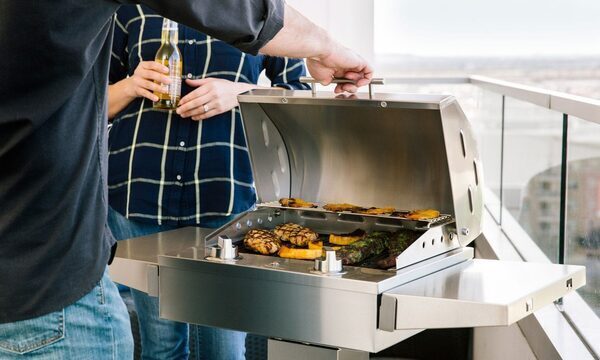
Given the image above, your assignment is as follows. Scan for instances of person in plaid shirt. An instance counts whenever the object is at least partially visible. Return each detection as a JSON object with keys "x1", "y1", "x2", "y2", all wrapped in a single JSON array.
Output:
[{"x1": 107, "y1": 5, "x2": 309, "y2": 359}]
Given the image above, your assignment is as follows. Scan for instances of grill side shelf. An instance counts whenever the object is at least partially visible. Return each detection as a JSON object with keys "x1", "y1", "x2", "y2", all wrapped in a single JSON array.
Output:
[{"x1": 378, "y1": 259, "x2": 586, "y2": 331}]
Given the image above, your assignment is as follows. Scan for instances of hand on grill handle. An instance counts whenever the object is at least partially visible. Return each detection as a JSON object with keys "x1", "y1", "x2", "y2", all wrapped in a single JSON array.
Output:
[{"x1": 299, "y1": 77, "x2": 385, "y2": 98}]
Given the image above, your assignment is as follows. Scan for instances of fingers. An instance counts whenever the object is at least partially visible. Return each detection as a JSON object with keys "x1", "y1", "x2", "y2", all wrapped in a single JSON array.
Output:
[
  {"x1": 179, "y1": 84, "x2": 211, "y2": 105},
  {"x1": 138, "y1": 68, "x2": 171, "y2": 84},
  {"x1": 141, "y1": 61, "x2": 169, "y2": 74},
  {"x1": 184, "y1": 78, "x2": 213, "y2": 87},
  {"x1": 135, "y1": 61, "x2": 170, "y2": 85},
  {"x1": 176, "y1": 93, "x2": 214, "y2": 117},
  {"x1": 138, "y1": 88, "x2": 159, "y2": 102},
  {"x1": 191, "y1": 108, "x2": 219, "y2": 121},
  {"x1": 137, "y1": 78, "x2": 164, "y2": 94}
]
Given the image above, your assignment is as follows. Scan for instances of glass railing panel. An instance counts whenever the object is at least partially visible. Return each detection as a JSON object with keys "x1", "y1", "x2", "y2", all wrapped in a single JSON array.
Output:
[
  {"x1": 502, "y1": 97, "x2": 564, "y2": 262},
  {"x1": 471, "y1": 90, "x2": 503, "y2": 222},
  {"x1": 566, "y1": 115, "x2": 600, "y2": 317}
]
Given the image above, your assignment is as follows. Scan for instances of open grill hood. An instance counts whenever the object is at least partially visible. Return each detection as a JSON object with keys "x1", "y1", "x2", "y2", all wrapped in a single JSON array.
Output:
[{"x1": 238, "y1": 89, "x2": 483, "y2": 247}]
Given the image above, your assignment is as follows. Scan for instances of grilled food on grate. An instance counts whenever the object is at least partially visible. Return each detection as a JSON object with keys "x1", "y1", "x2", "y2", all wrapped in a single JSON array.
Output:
[
  {"x1": 279, "y1": 198, "x2": 318, "y2": 208},
  {"x1": 323, "y1": 203, "x2": 365, "y2": 212},
  {"x1": 308, "y1": 240, "x2": 341, "y2": 251},
  {"x1": 338, "y1": 231, "x2": 390, "y2": 265},
  {"x1": 406, "y1": 209, "x2": 441, "y2": 220},
  {"x1": 354, "y1": 207, "x2": 395, "y2": 215},
  {"x1": 376, "y1": 229, "x2": 421, "y2": 269},
  {"x1": 244, "y1": 229, "x2": 281, "y2": 255},
  {"x1": 274, "y1": 223, "x2": 318, "y2": 247},
  {"x1": 278, "y1": 245, "x2": 323, "y2": 260},
  {"x1": 329, "y1": 229, "x2": 366, "y2": 246}
]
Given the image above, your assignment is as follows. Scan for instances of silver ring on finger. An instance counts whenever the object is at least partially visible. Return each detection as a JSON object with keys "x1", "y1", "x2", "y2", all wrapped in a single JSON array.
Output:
[{"x1": 203, "y1": 104, "x2": 210, "y2": 113}]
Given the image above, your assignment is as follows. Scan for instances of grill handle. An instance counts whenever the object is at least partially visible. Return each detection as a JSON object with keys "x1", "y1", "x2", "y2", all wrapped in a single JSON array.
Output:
[{"x1": 299, "y1": 76, "x2": 385, "y2": 98}]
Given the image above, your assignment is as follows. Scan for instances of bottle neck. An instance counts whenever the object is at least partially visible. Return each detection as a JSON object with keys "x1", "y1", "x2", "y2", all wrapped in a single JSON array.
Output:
[
  {"x1": 161, "y1": 29, "x2": 178, "y2": 45},
  {"x1": 161, "y1": 19, "x2": 178, "y2": 45}
]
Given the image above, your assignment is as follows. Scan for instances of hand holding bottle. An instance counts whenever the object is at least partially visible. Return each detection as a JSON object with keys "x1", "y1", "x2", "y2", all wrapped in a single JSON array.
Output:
[{"x1": 123, "y1": 61, "x2": 171, "y2": 102}]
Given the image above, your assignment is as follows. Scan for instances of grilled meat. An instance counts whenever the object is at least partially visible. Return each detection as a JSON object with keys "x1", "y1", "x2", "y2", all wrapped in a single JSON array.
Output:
[
  {"x1": 279, "y1": 198, "x2": 318, "y2": 208},
  {"x1": 278, "y1": 246, "x2": 323, "y2": 260},
  {"x1": 323, "y1": 203, "x2": 365, "y2": 212},
  {"x1": 274, "y1": 223, "x2": 318, "y2": 247},
  {"x1": 406, "y1": 209, "x2": 440, "y2": 220},
  {"x1": 376, "y1": 229, "x2": 421, "y2": 269},
  {"x1": 329, "y1": 229, "x2": 365, "y2": 245},
  {"x1": 355, "y1": 207, "x2": 395, "y2": 215},
  {"x1": 244, "y1": 229, "x2": 281, "y2": 255},
  {"x1": 337, "y1": 231, "x2": 390, "y2": 265}
]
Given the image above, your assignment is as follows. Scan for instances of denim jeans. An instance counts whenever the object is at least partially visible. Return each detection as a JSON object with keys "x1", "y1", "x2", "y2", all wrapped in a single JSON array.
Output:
[
  {"x1": 107, "y1": 207, "x2": 246, "y2": 360},
  {"x1": 0, "y1": 267, "x2": 133, "y2": 359}
]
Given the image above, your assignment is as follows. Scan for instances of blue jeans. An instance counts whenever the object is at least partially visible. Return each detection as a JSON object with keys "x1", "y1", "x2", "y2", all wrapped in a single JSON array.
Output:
[
  {"x1": 0, "y1": 267, "x2": 133, "y2": 359},
  {"x1": 107, "y1": 207, "x2": 246, "y2": 360}
]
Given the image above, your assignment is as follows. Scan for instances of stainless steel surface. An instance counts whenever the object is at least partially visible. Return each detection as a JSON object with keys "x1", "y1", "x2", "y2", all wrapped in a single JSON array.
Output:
[
  {"x1": 299, "y1": 77, "x2": 386, "y2": 86},
  {"x1": 108, "y1": 227, "x2": 209, "y2": 292},
  {"x1": 314, "y1": 249, "x2": 343, "y2": 274},
  {"x1": 268, "y1": 339, "x2": 368, "y2": 360},
  {"x1": 238, "y1": 89, "x2": 458, "y2": 223},
  {"x1": 207, "y1": 236, "x2": 239, "y2": 261},
  {"x1": 299, "y1": 76, "x2": 385, "y2": 98},
  {"x1": 379, "y1": 259, "x2": 586, "y2": 330},
  {"x1": 159, "y1": 227, "x2": 474, "y2": 294}
]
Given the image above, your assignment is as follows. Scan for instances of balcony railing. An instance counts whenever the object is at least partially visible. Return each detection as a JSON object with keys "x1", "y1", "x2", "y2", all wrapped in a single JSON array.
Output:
[{"x1": 370, "y1": 75, "x2": 600, "y2": 358}]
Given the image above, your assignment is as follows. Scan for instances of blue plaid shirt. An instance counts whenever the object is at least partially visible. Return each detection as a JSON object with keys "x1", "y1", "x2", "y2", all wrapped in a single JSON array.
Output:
[{"x1": 108, "y1": 5, "x2": 309, "y2": 226}]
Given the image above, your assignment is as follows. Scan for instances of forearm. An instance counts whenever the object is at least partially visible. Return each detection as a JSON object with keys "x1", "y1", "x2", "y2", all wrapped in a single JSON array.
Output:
[
  {"x1": 107, "y1": 80, "x2": 136, "y2": 120},
  {"x1": 260, "y1": 5, "x2": 335, "y2": 59}
]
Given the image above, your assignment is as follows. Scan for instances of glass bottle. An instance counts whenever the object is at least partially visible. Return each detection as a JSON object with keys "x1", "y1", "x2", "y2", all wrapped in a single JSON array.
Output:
[{"x1": 153, "y1": 18, "x2": 182, "y2": 109}]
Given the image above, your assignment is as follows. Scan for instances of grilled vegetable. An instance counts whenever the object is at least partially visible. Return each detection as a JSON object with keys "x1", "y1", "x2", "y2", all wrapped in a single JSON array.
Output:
[
  {"x1": 274, "y1": 223, "x2": 318, "y2": 247},
  {"x1": 337, "y1": 231, "x2": 390, "y2": 265},
  {"x1": 323, "y1": 203, "x2": 365, "y2": 212},
  {"x1": 376, "y1": 229, "x2": 421, "y2": 269},
  {"x1": 244, "y1": 229, "x2": 281, "y2": 255},
  {"x1": 278, "y1": 246, "x2": 323, "y2": 260},
  {"x1": 329, "y1": 229, "x2": 365, "y2": 246},
  {"x1": 308, "y1": 241, "x2": 323, "y2": 250},
  {"x1": 279, "y1": 198, "x2": 318, "y2": 208},
  {"x1": 355, "y1": 207, "x2": 395, "y2": 215},
  {"x1": 406, "y1": 209, "x2": 440, "y2": 220},
  {"x1": 308, "y1": 241, "x2": 341, "y2": 251}
]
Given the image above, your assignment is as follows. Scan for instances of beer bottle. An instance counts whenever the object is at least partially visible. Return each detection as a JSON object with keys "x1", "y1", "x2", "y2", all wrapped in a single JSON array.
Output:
[{"x1": 153, "y1": 18, "x2": 182, "y2": 109}]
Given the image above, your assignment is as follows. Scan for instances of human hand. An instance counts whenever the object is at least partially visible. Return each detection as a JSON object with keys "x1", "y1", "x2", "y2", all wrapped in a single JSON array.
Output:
[
  {"x1": 123, "y1": 61, "x2": 171, "y2": 102},
  {"x1": 307, "y1": 44, "x2": 373, "y2": 93},
  {"x1": 176, "y1": 78, "x2": 253, "y2": 120}
]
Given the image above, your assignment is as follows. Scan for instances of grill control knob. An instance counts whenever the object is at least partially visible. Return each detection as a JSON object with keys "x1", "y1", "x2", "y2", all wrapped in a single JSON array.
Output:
[
  {"x1": 314, "y1": 248, "x2": 343, "y2": 273},
  {"x1": 209, "y1": 236, "x2": 239, "y2": 260}
]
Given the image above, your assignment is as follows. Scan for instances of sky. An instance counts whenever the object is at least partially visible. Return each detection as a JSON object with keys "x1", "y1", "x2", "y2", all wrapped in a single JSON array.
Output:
[{"x1": 374, "y1": 0, "x2": 600, "y2": 57}]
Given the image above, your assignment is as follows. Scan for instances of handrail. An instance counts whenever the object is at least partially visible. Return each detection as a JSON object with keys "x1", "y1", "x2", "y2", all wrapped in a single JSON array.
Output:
[{"x1": 382, "y1": 75, "x2": 600, "y2": 125}]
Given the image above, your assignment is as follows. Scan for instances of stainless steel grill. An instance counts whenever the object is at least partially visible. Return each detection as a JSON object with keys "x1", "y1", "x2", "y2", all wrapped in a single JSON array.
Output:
[{"x1": 110, "y1": 87, "x2": 586, "y2": 358}]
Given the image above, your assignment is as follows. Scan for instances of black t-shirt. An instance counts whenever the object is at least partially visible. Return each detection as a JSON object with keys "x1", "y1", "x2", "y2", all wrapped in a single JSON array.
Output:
[{"x1": 0, "y1": 0, "x2": 283, "y2": 323}]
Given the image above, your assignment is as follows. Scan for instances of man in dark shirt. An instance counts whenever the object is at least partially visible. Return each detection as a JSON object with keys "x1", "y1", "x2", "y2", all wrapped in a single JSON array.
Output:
[{"x1": 0, "y1": 0, "x2": 372, "y2": 357}]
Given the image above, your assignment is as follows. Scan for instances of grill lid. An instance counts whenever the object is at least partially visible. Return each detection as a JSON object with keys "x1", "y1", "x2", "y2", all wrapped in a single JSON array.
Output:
[{"x1": 237, "y1": 89, "x2": 483, "y2": 247}]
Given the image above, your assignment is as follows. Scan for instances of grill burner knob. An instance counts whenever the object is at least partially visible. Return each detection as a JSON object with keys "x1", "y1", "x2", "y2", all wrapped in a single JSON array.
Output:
[
  {"x1": 209, "y1": 236, "x2": 239, "y2": 260},
  {"x1": 314, "y1": 248, "x2": 343, "y2": 273}
]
